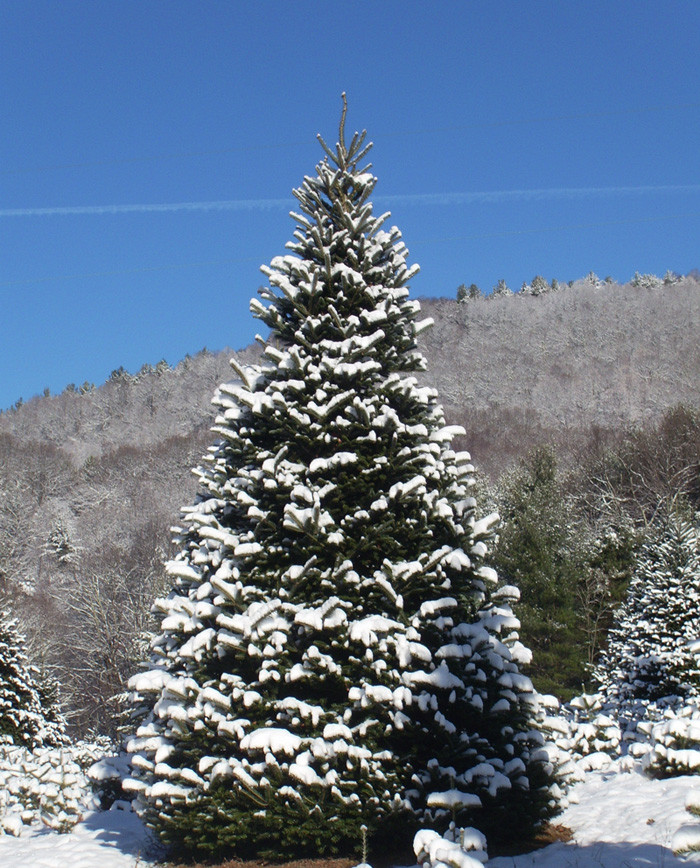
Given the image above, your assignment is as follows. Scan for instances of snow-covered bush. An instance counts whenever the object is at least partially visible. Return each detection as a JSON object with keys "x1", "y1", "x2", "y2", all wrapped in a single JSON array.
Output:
[
  {"x1": 87, "y1": 748, "x2": 133, "y2": 809},
  {"x1": 529, "y1": 694, "x2": 582, "y2": 786},
  {"x1": 0, "y1": 738, "x2": 114, "y2": 835},
  {"x1": 413, "y1": 826, "x2": 488, "y2": 868},
  {"x1": 125, "y1": 102, "x2": 565, "y2": 862},
  {"x1": 672, "y1": 786, "x2": 700, "y2": 854},
  {"x1": 0, "y1": 609, "x2": 66, "y2": 749},
  {"x1": 565, "y1": 693, "x2": 621, "y2": 759},
  {"x1": 639, "y1": 701, "x2": 700, "y2": 778}
]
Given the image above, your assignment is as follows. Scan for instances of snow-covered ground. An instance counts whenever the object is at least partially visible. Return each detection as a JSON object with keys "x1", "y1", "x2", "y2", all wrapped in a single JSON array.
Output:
[
  {"x1": 0, "y1": 804, "x2": 163, "y2": 867},
  {"x1": 2, "y1": 766, "x2": 700, "y2": 868}
]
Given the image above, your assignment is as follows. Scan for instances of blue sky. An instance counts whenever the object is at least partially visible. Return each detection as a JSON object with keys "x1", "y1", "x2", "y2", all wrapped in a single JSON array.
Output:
[{"x1": 2, "y1": 1, "x2": 699, "y2": 411}]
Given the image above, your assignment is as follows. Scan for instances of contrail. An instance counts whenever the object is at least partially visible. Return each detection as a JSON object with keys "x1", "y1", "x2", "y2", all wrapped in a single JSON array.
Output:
[
  {"x1": 1, "y1": 184, "x2": 699, "y2": 217},
  {"x1": 377, "y1": 184, "x2": 700, "y2": 207},
  {"x1": 0, "y1": 198, "x2": 292, "y2": 217}
]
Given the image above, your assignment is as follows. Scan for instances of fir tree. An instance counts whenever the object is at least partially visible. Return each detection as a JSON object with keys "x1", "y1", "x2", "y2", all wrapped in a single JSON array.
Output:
[
  {"x1": 593, "y1": 513, "x2": 700, "y2": 728},
  {"x1": 126, "y1": 99, "x2": 562, "y2": 861},
  {"x1": 491, "y1": 279, "x2": 512, "y2": 298},
  {"x1": 0, "y1": 609, "x2": 66, "y2": 748},
  {"x1": 492, "y1": 447, "x2": 587, "y2": 696},
  {"x1": 519, "y1": 276, "x2": 550, "y2": 297}
]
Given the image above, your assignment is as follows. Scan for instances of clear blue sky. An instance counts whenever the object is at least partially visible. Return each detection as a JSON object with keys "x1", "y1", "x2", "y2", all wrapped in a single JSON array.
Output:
[{"x1": 2, "y1": 1, "x2": 699, "y2": 411}]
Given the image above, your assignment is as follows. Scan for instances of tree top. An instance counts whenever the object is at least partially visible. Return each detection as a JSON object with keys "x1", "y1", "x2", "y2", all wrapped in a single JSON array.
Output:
[{"x1": 316, "y1": 92, "x2": 372, "y2": 173}]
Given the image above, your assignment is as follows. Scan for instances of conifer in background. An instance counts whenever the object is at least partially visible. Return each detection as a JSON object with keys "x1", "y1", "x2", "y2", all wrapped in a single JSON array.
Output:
[
  {"x1": 594, "y1": 512, "x2": 700, "y2": 727},
  {"x1": 0, "y1": 609, "x2": 66, "y2": 748},
  {"x1": 491, "y1": 446, "x2": 586, "y2": 696},
  {"x1": 126, "y1": 99, "x2": 562, "y2": 861}
]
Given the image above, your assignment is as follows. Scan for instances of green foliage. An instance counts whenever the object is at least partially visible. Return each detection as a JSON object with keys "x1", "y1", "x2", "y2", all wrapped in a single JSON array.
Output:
[
  {"x1": 578, "y1": 525, "x2": 636, "y2": 667},
  {"x1": 527, "y1": 275, "x2": 550, "y2": 296},
  {"x1": 457, "y1": 283, "x2": 481, "y2": 302},
  {"x1": 492, "y1": 447, "x2": 636, "y2": 698},
  {"x1": 492, "y1": 447, "x2": 586, "y2": 696}
]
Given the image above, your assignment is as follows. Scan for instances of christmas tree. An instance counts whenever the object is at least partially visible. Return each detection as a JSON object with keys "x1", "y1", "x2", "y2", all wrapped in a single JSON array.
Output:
[
  {"x1": 126, "y1": 98, "x2": 562, "y2": 861},
  {"x1": 594, "y1": 512, "x2": 700, "y2": 729},
  {"x1": 0, "y1": 609, "x2": 66, "y2": 748}
]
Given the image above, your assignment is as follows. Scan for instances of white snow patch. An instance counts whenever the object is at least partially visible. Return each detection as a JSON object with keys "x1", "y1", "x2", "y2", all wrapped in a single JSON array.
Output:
[
  {"x1": 240, "y1": 727, "x2": 302, "y2": 756},
  {"x1": 0, "y1": 809, "x2": 160, "y2": 867},
  {"x1": 426, "y1": 789, "x2": 482, "y2": 809},
  {"x1": 673, "y1": 824, "x2": 700, "y2": 854}
]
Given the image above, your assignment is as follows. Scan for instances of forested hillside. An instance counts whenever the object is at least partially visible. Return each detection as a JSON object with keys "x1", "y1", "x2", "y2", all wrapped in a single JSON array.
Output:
[
  {"x1": 424, "y1": 277, "x2": 700, "y2": 429},
  {"x1": 1, "y1": 275, "x2": 699, "y2": 731},
  {"x1": 2, "y1": 275, "x2": 699, "y2": 468}
]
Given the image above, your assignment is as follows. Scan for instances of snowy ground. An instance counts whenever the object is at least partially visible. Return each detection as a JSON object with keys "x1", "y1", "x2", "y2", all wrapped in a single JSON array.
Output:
[
  {"x1": 490, "y1": 766, "x2": 700, "y2": 867},
  {"x1": 2, "y1": 766, "x2": 700, "y2": 868},
  {"x1": 0, "y1": 805, "x2": 163, "y2": 868}
]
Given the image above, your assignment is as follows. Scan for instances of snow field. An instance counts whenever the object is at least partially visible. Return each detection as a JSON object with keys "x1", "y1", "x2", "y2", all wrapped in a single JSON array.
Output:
[
  {"x1": 0, "y1": 806, "x2": 159, "y2": 868},
  {"x1": 489, "y1": 765, "x2": 700, "y2": 867}
]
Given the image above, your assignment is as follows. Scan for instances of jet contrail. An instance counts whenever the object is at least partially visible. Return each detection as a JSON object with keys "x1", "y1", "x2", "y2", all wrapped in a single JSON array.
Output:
[
  {"x1": 377, "y1": 184, "x2": 700, "y2": 207},
  {"x1": 0, "y1": 198, "x2": 292, "y2": 217},
  {"x1": 1, "y1": 184, "x2": 699, "y2": 217}
]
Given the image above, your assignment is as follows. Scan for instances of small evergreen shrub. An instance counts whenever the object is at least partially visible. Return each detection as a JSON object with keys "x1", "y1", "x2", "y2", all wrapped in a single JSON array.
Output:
[
  {"x1": 672, "y1": 782, "x2": 700, "y2": 854},
  {"x1": 0, "y1": 738, "x2": 111, "y2": 834},
  {"x1": 413, "y1": 825, "x2": 488, "y2": 868},
  {"x1": 565, "y1": 693, "x2": 621, "y2": 759},
  {"x1": 640, "y1": 702, "x2": 700, "y2": 778}
]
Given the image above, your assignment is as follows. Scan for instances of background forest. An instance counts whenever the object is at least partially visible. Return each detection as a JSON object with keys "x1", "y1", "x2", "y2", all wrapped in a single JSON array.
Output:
[{"x1": 1, "y1": 273, "x2": 699, "y2": 736}]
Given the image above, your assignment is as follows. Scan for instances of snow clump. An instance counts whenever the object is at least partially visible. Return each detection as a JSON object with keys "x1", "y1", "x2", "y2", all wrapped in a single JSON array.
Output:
[{"x1": 414, "y1": 825, "x2": 488, "y2": 868}]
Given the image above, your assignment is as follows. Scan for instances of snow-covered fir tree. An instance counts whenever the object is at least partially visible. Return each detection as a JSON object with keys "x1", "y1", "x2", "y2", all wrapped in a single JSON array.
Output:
[
  {"x1": 126, "y1": 99, "x2": 563, "y2": 862},
  {"x1": 491, "y1": 278, "x2": 513, "y2": 298},
  {"x1": 519, "y1": 275, "x2": 550, "y2": 297},
  {"x1": 593, "y1": 513, "x2": 700, "y2": 729},
  {"x1": 0, "y1": 609, "x2": 66, "y2": 748}
]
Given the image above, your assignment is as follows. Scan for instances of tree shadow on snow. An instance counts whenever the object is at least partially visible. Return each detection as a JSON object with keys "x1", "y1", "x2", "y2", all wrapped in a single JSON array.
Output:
[{"x1": 81, "y1": 808, "x2": 166, "y2": 862}]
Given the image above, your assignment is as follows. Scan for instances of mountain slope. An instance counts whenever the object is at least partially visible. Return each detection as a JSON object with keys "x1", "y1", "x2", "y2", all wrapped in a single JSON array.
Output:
[{"x1": 2, "y1": 278, "x2": 698, "y2": 467}]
